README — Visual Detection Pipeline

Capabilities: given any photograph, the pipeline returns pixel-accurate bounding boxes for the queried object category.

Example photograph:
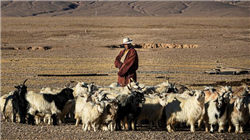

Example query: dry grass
[1,17,250,94]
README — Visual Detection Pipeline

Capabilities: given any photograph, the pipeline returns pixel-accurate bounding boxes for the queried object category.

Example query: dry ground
[1,122,250,140]
[1,17,250,139]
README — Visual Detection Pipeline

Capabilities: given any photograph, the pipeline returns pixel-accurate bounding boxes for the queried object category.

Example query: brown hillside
[1,1,250,17]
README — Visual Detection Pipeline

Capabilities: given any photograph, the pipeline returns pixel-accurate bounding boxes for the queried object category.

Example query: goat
[98,99,119,131]
[11,79,30,124]
[0,92,16,122]
[12,80,73,125]
[115,90,145,131]
[80,99,105,131]
[75,95,92,126]
[73,82,98,97]
[58,99,75,123]
[143,81,178,95]
[228,96,249,133]
[204,92,229,133]
[199,86,233,130]
[137,95,168,129]
[164,90,205,132]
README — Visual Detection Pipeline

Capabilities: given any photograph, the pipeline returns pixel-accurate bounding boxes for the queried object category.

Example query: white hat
[123,37,133,44]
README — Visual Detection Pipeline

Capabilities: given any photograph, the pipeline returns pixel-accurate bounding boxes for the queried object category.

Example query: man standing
[114,37,138,87]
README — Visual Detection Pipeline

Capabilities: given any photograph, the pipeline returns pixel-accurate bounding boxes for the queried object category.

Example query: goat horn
[23,79,28,85]
[127,84,132,91]
[130,78,134,82]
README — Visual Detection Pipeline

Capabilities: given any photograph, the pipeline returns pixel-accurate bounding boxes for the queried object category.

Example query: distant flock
[0,79,249,133]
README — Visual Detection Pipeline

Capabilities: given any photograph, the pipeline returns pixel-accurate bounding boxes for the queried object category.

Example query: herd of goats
[0,79,250,133]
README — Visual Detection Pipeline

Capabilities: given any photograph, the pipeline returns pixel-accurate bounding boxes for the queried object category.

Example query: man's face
[124,44,129,49]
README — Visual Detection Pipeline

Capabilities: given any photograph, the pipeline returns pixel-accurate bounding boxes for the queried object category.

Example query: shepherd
[114,37,139,87]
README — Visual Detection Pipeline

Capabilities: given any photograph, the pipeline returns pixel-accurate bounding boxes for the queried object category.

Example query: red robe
[114,48,138,87]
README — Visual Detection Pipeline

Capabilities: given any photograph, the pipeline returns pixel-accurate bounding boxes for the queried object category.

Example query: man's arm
[114,50,124,69]
[118,49,137,76]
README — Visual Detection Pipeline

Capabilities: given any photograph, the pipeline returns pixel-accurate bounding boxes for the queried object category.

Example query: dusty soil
[1,17,250,139]
[1,122,250,140]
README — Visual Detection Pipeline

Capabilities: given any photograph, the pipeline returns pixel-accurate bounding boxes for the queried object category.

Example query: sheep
[115,90,145,131]
[137,94,168,129]
[228,96,249,133]
[164,90,205,132]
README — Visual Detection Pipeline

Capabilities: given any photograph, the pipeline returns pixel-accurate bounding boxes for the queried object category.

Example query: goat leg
[52,114,57,125]
[128,119,133,131]
[133,119,138,131]
[28,114,35,125]
[239,125,244,134]
[115,119,121,131]
[12,109,17,123]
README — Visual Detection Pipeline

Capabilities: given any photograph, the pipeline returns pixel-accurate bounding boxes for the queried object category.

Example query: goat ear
[214,98,218,102]
[70,80,76,83]
[65,83,70,88]
[86,96,92,102]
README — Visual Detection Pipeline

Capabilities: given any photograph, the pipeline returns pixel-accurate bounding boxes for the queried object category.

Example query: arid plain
[1,17,250,139]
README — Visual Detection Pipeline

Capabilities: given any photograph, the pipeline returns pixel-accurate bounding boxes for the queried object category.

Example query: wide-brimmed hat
[123,37,133,44]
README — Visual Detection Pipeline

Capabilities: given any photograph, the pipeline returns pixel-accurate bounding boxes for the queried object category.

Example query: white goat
[0,92,16,122]
[228,96,249,133]
[81,100,105,131]
[164,90,205,132]
[73,82,98,97]
[143,81,178,95]
[137,95,168,129]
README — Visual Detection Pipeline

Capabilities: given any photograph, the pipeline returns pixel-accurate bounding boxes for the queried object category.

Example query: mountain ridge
[1,1,250,17]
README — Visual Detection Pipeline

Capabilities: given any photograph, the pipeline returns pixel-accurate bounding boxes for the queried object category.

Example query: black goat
[11,79,29,124]
[115,91,145,131]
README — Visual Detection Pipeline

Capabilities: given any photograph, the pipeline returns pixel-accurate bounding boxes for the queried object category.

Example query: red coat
[114,48,138,87]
